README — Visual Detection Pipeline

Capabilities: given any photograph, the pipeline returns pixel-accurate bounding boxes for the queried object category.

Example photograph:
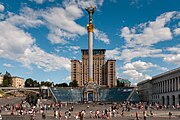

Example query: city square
[0,0,180,120]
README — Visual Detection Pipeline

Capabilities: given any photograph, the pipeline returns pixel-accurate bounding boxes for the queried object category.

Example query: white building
[0,75,3,85]
[12,76,25,88]
[138,67,180,106]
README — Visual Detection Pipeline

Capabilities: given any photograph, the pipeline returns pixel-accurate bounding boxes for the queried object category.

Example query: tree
[40,81,52,87]
[25,78,34,87]
[25,78,40,87]
[54,83,68,87]
[69,80,78,87]
[117,80,125,88]
[3,71,12,87]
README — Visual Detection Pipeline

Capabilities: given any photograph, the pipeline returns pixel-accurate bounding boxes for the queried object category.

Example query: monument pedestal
[83,82,99,103]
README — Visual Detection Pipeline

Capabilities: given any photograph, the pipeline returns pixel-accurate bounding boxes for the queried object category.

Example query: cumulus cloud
[121,11,178,47]
[32,0,44,4]
[106,48,121,60]
[123,60,157,70]
[164,54,180,65]
[3,63,14,68]
[63,0,104,9]
[43,6,86,44]
[0,4,4,12]
[123,69,151,82]
[107,47,163,62]
[0,21,70,72]
[23,46,71,71]
[120,60,169,82]
[174,28,180,35]
[94,29,110,44]
[7,7,44,28]
[69,46,80,50]
[166,45,180,53]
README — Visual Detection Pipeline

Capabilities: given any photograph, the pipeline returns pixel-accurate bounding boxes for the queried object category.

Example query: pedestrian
[169,111,172,119]
[136,111,140,120]
[0,111,2,120]
[143,110,147,120]
[42,110,46,119]
[58,110,61,120]
[90,110,92,118]
[150,110,153,116]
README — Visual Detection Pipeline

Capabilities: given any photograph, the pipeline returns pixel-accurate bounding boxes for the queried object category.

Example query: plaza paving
[0,97,180,120]
[1,103,180,120]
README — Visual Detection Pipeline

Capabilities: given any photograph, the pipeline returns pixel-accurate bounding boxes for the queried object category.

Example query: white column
[178,76,180,90]
[88,31,93,83]
[175,78,177,91]
[168,80,170,92]
[172,79,173,92]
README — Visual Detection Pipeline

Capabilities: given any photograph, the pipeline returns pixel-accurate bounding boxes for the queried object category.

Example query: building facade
[0,75,3,85]
[12,76,25,88]
[71,49,116,87]
[137,79,152,104]
[138,67,180,106]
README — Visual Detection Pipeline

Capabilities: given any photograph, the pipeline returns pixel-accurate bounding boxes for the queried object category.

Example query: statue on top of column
[85,6,96,23]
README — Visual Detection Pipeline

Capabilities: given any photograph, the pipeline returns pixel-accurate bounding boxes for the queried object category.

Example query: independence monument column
[83,6,98,102]
[85,6,96,84]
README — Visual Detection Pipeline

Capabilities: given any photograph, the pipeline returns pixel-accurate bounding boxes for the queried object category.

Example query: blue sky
[0,0,179,85]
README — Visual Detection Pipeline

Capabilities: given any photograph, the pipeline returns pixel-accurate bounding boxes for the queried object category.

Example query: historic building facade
[71,49,116,88]
[138,67,180,106]
[12,76,25,88]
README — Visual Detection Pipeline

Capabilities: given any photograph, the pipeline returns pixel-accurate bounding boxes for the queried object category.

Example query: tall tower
[85,6,96,84]
[83,6,98,102]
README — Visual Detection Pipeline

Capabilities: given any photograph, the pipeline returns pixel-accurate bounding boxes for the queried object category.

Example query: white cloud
[164,54,180,65]
[123,69,151,82]
[43,6,86,44]
[0,21,70,72]
[3,63,14,68]
[23,46,71,72]
[120,60,168,82]
[0,21,34,57]
[106,48,121,60]
[174,28,180,35]
[32,0,44,4]
[166,45,180,53]
[63,0,104,9]
[31,0,54,4]
[0,4,4,12]
[122,47,163,62]
[121,11,178,47]
[123,60,157,70]
[69,46,80,50]
[7,7,44,28]
[94,29,110,44]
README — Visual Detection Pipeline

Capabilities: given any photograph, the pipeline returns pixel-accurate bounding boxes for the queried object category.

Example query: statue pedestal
[83,82,99,103]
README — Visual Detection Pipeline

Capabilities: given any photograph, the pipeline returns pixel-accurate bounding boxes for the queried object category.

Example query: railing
[127,88,135,101]
[49,87,58,102]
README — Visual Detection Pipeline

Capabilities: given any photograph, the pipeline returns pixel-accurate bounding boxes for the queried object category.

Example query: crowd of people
[0,98,179,120]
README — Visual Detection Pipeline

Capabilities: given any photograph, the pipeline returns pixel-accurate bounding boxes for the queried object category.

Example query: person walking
[136,111,140,120]
[143,110,147,120]
[169,111,172,119]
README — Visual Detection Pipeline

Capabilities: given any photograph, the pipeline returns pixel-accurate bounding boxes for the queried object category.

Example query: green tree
[25,78,34,87]
[117,80,125,88]
[3,71,12,87]
[69,80,78,87]
[40,81,52,87]
[25,78,40,87]
[54,83,68,87]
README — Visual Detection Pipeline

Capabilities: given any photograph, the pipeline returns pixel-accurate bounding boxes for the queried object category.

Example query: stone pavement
[1,103,180,120]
